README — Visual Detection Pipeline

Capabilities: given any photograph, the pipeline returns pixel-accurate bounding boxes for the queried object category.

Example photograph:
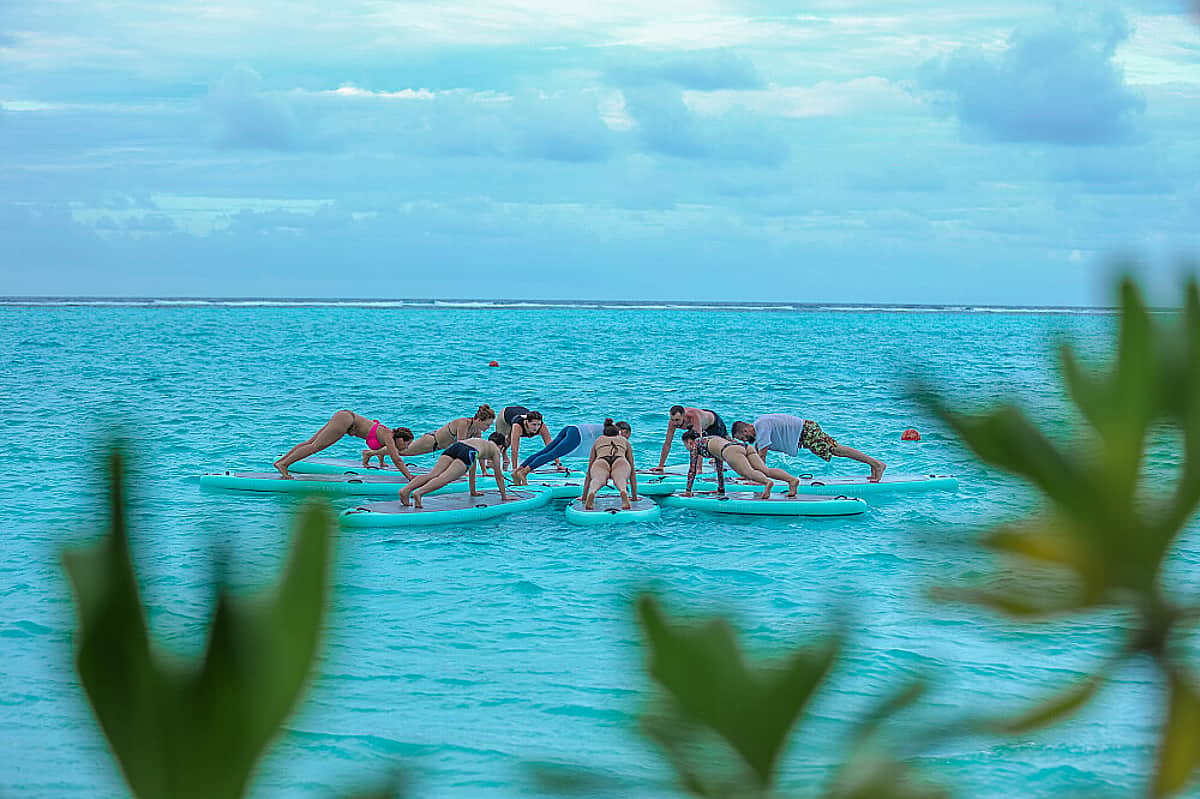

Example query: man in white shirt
[731,413,886,482]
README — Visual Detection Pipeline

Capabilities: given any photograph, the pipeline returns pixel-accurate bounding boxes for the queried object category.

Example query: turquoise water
[0,303,1190,798]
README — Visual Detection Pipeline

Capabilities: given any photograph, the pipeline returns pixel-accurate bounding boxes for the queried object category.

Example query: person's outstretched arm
[493,457,509,499]
[510,434,523,472]
[386,439,414,479]
[627,446,639,501]
[657,421,678,470]
[685,448,700,495]
[469,460,481,496]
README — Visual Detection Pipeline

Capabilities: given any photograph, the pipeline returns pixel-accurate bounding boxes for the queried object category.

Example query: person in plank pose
[653,404,728,472]
[275,410,415,479]
[510,419,606,485]
[680,430,800,499]
[398,433,511,509]
[495,405,557,471]
[580,420,639,510]
[731,414,886,482]
[364,405,496,465]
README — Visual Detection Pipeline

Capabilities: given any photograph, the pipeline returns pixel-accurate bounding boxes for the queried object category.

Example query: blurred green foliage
[63,448,340,799]
[635,595,946,798]
[923,277,1200,797]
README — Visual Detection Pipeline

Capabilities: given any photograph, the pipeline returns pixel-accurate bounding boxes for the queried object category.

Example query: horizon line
[0,295,1129,310]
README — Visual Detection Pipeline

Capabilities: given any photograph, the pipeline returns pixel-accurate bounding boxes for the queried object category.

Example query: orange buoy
[488,360,499,367]
[901,428,921,441]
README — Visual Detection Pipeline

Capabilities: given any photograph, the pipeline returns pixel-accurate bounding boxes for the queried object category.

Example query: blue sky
[1,1,1198,304]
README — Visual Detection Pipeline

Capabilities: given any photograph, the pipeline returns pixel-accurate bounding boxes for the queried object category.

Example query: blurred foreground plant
[635,595,946,799]
[922,277,1200,797]
[63,448,388,798]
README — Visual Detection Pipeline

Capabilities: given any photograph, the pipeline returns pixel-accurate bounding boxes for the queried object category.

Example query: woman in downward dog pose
[398,433,510,509]
[365,404,496,465]
[495,405,556,471]
[680,430,800,499]
[275,410,415,479]
[581,420,638,510]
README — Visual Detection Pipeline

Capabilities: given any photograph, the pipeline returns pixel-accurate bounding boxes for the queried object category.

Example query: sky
[1,0,1198,304]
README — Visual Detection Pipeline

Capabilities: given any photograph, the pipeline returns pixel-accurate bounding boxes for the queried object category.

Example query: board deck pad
[662,491,867,516]
[287,457,428,476]
[715,473,959,494]
[352,490,539,515]
[200,471,425,495]
[569,496,657,513]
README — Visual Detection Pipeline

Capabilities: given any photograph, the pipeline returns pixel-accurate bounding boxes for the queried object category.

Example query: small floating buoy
[901,428,921,441]
[488,360,499,367]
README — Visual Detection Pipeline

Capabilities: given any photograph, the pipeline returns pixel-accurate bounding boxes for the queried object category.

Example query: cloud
[206,65,317,150]
[605,48,764,90]
[921,7,1146,145]
[622,84,788,165]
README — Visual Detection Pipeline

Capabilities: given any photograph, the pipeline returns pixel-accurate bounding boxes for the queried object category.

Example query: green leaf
[826,752,951,799]
[62,447,335,799]
[636,594,839,790]
[992,672,1106,735]
[854,677,929,743]
[1153,668,1200,798]
[929,585,1088,619]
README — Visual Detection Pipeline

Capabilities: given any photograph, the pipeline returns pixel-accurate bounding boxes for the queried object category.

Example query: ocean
[0,299,1188,798]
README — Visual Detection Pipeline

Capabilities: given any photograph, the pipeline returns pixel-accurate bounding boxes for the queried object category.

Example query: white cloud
[682,76,922,118]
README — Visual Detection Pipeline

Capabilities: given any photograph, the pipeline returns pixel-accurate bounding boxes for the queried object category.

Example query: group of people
[273,403,887,509]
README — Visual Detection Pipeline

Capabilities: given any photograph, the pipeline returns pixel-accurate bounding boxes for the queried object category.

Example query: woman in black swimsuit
[393,405,497,460]
[495,405,556,470]
[581,419,638,510]
[399,433,510,509]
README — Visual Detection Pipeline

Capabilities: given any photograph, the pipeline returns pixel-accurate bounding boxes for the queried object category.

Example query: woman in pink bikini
[274,410,415,479]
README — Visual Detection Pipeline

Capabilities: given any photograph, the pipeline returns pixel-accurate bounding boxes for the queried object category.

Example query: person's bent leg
[723,449,773,497]
[400,457,448,504]
[521,426,579,475]
[746,451,799,496]
[584,463,611,510]
[411,461,467,507]
[275,410,355,477]
[611,461,632,509]
[832,444,886,482]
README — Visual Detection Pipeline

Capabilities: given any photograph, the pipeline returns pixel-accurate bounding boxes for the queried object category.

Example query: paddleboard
[565,496,661,526]
[705,473,959,496]
[340,488,551,528]
[286,457,424,476]
[516,472,685,499]
[660,492,867,516]
[199,471,466,496]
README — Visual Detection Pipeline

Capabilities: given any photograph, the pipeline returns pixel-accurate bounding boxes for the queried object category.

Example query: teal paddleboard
[199,471,466,497]
[699,473,959,496]
[340,487,551,528]
[565,496,661,526]
[660,492,867,516]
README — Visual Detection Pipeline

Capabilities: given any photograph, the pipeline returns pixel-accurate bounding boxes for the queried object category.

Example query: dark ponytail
[615,420,631,435]
[603,418,619,437]
[488,432,508,447]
